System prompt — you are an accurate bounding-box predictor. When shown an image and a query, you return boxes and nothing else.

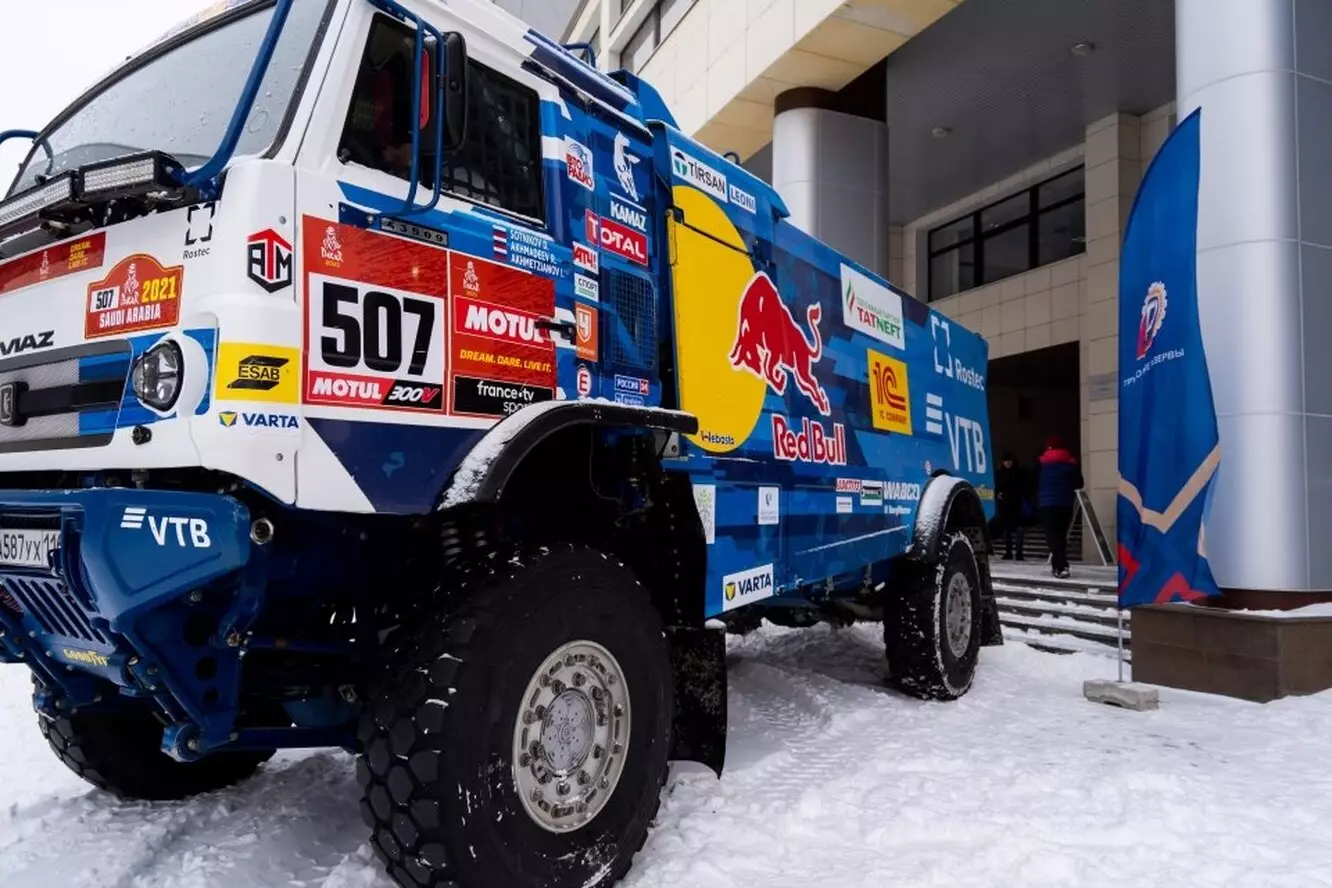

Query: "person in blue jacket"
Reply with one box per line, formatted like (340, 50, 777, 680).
(1036, 435, 1084, 578)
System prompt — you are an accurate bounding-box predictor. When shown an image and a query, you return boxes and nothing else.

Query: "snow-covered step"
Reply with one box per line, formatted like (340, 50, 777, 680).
(1002, 627, 1132, 658)
(1000, 613, 1125, 646)
(995, 596, 1121, 627)
(992, 583, 1120, 609)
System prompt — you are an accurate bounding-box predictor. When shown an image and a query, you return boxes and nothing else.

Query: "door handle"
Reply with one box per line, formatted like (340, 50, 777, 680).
(536, 318, 575, 342)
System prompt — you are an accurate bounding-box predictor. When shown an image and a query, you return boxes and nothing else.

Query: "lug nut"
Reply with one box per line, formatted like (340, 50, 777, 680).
(556, 781, 570, 797)
(519, 753, 532, 767)
(572, 672, 586, 688)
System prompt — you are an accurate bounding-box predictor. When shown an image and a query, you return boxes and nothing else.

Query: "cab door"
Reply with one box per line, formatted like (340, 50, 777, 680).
(288, 0, 572, 515)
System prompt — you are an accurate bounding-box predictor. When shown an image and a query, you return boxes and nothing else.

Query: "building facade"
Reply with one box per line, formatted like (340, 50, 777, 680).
(548, 0, 1332, 591)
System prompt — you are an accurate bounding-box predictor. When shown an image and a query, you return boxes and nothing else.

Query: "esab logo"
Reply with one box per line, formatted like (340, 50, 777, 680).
(868, 348, 912, 435)
(721, 562, 774, 612)
(216, 343, 300, 404)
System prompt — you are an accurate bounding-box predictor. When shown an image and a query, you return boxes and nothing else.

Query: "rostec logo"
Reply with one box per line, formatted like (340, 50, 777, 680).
(609, 196, 647, 232)
(455, 295, 549, 346)
(841, 264, 905, 350)
(246, 229, 293, 293)
(566, 138, 595, 191)
(868, 349, 912, 435)
(120, 507, 212, 549)
(1137, 281, 1168, 360)
(599, 217, 648, 266)
(721, 562, 775, 612)
(772, 415, 847, 465)
(670, 148, 728, 202)
(729, 272, 830, 415)
(930, 316, 984, 390)
(572, 242, 599, 274)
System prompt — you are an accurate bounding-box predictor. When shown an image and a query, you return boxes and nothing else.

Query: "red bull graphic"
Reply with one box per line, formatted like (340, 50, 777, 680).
(728, 272, 831, 415)
(1136, 281, 1168, 359)
(772, 415, 846, 465)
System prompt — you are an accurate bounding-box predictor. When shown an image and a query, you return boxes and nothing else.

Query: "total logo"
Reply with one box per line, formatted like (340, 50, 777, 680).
(219, 410, 300, 432)
(1136, 281, 1168, 360)
(600, 217, 647, 266)
(120, 507, 212, 549)
(729, 272, 830, 415)
(772, 415, 847, 465)
(721, 562, 774, 612)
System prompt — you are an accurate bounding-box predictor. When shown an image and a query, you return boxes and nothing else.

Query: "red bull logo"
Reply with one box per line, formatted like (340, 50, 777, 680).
(772, 415, 846, 465)
(728, 272, 831, 415)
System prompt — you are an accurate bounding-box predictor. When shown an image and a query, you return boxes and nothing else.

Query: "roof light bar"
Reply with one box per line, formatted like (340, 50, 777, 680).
(0, 174, 75, 239)
(80, 152, 183, 201)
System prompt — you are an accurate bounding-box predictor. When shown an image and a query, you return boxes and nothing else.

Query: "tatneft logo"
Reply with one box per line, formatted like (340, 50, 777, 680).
(721, 562, 774, 612)
(841, 264, 905, 350)
(868, 348, 912, 435)
(671, 148, 728, 201)
(120, 507, 213, 548)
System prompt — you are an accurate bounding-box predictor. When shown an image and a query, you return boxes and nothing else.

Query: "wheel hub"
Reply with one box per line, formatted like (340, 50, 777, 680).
(512, 640, 629, 833)
(945, 573, 973, 658)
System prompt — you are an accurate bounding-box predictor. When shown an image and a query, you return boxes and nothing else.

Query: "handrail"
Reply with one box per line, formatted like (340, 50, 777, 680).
(563, 41, 597, 66)
(0, 130, 38, 148)
(181, 0, 295, 192)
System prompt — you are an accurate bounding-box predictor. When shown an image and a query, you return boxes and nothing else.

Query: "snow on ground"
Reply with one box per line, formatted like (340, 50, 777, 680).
(4, 625, 1332, 887)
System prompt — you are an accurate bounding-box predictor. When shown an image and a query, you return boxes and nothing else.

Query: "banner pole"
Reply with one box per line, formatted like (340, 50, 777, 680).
(1116, 608, 1126, 684)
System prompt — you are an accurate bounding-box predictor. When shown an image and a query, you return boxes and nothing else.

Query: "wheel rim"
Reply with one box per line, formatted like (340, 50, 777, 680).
(944, 572, 973, 658)
(512, 640, 630, 833)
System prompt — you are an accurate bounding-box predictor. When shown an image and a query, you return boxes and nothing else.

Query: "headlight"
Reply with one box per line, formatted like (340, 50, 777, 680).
(132, 341, 183, 412)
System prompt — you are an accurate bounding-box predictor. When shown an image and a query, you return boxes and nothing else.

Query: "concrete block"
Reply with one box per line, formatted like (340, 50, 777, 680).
(1083, 679, 1160, 711)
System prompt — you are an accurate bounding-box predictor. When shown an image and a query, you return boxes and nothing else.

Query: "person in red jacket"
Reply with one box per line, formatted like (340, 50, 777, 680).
(1035, 435, 1084, 578)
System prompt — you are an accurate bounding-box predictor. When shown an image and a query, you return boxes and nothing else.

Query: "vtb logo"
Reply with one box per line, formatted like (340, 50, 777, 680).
(867, 349, 912, 435)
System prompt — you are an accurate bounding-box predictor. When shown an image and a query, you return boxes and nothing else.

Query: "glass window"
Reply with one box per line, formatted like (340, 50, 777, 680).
(624, 16, 657, 73)
(1037, 199, 1084, 265)
(926, 166, 1085, 301)
(659, 0, 694, 39)
(341, 16, 544, 220)
(11, 1, 328, 195)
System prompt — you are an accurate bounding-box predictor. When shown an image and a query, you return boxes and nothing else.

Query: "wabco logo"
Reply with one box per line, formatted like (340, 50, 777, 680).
(721, 562, 774, 612)
(729, 272, 830, 415)
(0, 330, 54, 356)
(120, 507, 212, 549)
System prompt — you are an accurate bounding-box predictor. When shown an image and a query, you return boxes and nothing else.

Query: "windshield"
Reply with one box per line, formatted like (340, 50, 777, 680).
(9, 0, 328, 196)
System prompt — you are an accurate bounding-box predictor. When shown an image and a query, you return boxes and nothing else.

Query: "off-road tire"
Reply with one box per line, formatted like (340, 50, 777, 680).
(884, 530, 983, 700)
(357, 545, 674, 888)
(38, 706, 273, 800)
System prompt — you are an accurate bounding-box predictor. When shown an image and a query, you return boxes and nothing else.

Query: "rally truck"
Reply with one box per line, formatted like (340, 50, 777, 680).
(0, 1, 998, 885)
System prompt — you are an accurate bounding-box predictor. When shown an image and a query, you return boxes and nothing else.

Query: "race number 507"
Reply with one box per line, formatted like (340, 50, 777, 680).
(309, 277, 444, 383)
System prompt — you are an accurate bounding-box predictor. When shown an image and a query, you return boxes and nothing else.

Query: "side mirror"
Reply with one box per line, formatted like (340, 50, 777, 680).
(443, 32, 467, 153)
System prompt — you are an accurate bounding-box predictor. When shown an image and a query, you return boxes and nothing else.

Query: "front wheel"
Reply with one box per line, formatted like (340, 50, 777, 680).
(884, 530, 983, 700)
(357, 546, 674, 888)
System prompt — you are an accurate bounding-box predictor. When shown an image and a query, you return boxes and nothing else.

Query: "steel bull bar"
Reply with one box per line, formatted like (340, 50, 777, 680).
(0, 488, 271, 759)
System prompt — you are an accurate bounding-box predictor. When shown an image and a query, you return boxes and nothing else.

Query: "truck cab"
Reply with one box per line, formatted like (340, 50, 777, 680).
(0, 2, 999, 887)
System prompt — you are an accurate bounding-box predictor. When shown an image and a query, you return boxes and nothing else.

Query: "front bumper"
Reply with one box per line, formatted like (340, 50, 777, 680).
(0, 488, 257, 754)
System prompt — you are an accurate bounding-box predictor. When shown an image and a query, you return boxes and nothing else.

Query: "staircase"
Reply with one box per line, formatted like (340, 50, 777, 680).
(989, 561, 1128, 657)
(995, 518, 1085, 563)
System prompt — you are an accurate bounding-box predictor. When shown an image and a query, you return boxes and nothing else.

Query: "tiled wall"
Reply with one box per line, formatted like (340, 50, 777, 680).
(901, 102, 1176, 559)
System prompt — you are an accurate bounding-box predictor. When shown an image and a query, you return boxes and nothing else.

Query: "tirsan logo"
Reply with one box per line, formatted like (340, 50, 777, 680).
(609, 196, 647, 232)
(456, 296, 549, 346)
(600, 218, 648, 266)
(613, 131, 641, 200)
(772, 415, 847, 465)
(572, 242, 599, 274)
(566, 138, 595, 190)
(1136, 281, 1168, 360)
(0, 330, 54, 356)
(841, 264, 904, 351)
(120, 507, 212, 549)
(729, 272, 830, 415)
(721, 562, 774, 612)
(670, 148, 728, 201)
(868, 349, 912, 435)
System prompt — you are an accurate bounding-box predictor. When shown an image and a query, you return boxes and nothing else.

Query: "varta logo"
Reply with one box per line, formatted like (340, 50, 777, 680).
(219, 411, 238, 427)
(0, 330, 54, 356)
(219, 410, 298, 430)
(720, 563, 775, 612)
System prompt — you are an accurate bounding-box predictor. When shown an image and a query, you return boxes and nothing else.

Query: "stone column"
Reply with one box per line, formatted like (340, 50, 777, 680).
(772, 88, 891, 278)
(1177, 0, 1332, 591)
(1079, 113, 1141, 562)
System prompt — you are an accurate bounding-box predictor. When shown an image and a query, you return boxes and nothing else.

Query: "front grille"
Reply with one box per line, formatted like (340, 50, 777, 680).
(1, 575, 110, 645)
(604, 269, 657, 371)
(0, 341, 129, 453)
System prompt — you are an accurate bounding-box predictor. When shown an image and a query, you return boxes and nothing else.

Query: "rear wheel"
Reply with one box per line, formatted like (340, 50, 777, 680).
(884, 530, 983, 700)
(357, 546, 674, 888)
(38, 704, 273, 801)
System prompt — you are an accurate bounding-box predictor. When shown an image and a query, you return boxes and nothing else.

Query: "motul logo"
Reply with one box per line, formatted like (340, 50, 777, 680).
(312, 375, 383, 401)
(457, 296, 548, 346)
(600, 218, 647, 266)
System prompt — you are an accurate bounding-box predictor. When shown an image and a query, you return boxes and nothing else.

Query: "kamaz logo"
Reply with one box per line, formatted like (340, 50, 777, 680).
(120, 507, 213, 549)
(609, 197, 647, 232)
(0, 331, 54, 356)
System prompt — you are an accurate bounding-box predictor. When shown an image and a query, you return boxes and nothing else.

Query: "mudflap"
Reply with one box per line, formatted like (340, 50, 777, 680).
(666, 623, 726, 777)
(975, 556, 1004, 647)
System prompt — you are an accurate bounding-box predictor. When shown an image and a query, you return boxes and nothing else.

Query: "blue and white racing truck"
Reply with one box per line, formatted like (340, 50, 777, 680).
(0, 1, 998, 885)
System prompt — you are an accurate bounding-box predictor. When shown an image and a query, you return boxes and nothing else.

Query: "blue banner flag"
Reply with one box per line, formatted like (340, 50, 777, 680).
(1117, 109, 1221, 607)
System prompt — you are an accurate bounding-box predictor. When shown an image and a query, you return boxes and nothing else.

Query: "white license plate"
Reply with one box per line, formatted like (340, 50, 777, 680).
(0, 528, 59, 569)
